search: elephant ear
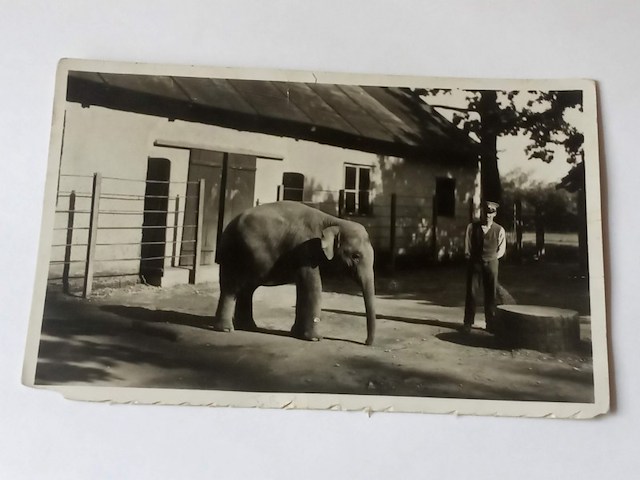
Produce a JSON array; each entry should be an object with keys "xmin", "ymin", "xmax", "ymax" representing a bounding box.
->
[{"xmin": 321, "ymin": 226, "xmax": 340, "ymax": 260}]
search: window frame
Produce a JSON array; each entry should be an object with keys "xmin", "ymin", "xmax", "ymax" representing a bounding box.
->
[
  {"xmin": 343, "ymin": 163, "xmax": 372, "ymax": 216},
  {"xmin": 281, "ymin": 172, "xmax": 305, "ymax": 201}
]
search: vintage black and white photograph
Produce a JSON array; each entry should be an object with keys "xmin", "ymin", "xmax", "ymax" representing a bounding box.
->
[{"xmin": 23, "ymin": 59, "xmax": 607, "ymax": 417}]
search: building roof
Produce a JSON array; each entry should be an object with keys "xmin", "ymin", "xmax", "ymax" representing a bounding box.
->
[{"xmin": 67, "ymin": 71, "xmax": 480, "ymax": 162}]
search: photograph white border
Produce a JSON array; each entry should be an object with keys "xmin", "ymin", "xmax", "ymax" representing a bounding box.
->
[{"xmin": 22, "ymin": 58, "xmax": 609, "ymax": 419}]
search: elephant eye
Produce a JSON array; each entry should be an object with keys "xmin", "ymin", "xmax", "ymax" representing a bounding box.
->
[{"xmin": 351, "ymin": 252, "xmax": 361, "ymax": 261}]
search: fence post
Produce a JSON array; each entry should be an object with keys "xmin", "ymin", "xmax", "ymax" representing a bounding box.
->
[
  {"xmin": 514, "ymin": 198, "xmax": 523, "ymax": 257},
  {"xmin": 431, "ymin": 193, "xmax": 438, "ymax": 262},
  {"xmin": 190, "ymin": 179, "xmax": 205, "ymax": 284},
  {"xmin": 535, "ymin": 206, "xmax": 545, "ymax": 260},
  {"xmin": 62, "ymin": 190, "xmax": 76, "ymax": 294},
  {"xmin": 171, "ymin": 194, "xmax": 180, "ymax": 267},
  {"xmin": 389, "ymin": 193, "xmax": 397, "ymax": 274},
  {"xmin": 511, "ymin": 201, "xmax": 517, "ymax": 256},
  {"xmin": 82, "ymin": 173, "xmax": 101, "ymax": 298},
  {"xmin": 578, "ymin": 188, "xmax": 588, "ymax": 275},
  {"xmin": 338, "ymin": 190, "xmax": 345, "ymax": 217}
]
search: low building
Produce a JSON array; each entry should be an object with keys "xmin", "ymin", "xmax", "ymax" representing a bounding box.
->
[{"xmin": 50, "ymin": 71, "xmax": 481, "ymax": 289}]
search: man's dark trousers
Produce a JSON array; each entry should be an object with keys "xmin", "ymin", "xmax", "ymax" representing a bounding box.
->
[{"xmin": 464, "ymin": 259, "xmax": 499, "ymax": 330}]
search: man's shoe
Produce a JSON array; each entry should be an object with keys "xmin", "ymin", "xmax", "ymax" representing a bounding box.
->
[{"xmin": 459, "ymin": 323, "xmax": 472, "ymax": 334}]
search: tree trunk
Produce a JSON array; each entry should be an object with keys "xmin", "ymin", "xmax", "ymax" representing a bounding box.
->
[
  {"xmin": 495, "ymin": 305, "xmax": 581, "ymax": 352},
  {"xmin": 477, "ymin": 90, "xmax": 502, "ymax": 206}
]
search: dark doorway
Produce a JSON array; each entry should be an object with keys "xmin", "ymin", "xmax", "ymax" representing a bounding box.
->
[
  {"xmin": 140, "ymin": 158, "xmax": 171, "ymax": 285},
  {"xmin": 435, "ymin": 177, "xmax": 456, "ymax": 218},
  {"xmin": 181, "ymin": 149, "xmax": 256, "ymax": 266}
]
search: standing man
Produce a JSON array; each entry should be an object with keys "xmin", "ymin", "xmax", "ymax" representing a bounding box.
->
[{"xmin": 461, "ymin": 201, "xmax": 506, "ymax": 334}]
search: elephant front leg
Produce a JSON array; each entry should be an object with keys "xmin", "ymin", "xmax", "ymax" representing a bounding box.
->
[
  {"xmin": 213, "ymin": 288, "xmax": 236, "ymax": 332},
  {"xmin": 291, "ymin": 266, "xmax": 322, "ymax": 342},
  {"xmin": 233, "ymin": 287, "xmax": 258, "ymax": 331}
]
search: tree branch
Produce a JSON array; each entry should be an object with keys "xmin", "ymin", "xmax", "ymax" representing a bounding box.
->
[{"xmin": 427, "ymin": 104, "xmax": 475, "ymax": 113}]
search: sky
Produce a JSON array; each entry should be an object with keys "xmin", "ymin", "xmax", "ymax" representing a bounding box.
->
[{"xmin": 497, "ymin": 134, "xmax": 574, "ymax": 185}]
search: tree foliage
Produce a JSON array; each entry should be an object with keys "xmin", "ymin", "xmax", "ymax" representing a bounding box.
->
[
  {"xmin": 501, "ymin": 169, "xmax": 578, "ymax": 232},
  {"xmin": 420, "ymin": 88, "xmax": 584, "ymax": 164},
  {"xmin": 418, "ymin": 88, "xmax": 585, "ymax": 202}
]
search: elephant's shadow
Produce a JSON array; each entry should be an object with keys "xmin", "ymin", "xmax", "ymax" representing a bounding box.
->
[
  {"xmin": 99, "ymin": 304, "xmax": 371, "ymax": 346},
  {"xmin": 101, "ymin": 305, "xmax": 210, "ymax": 332},
  {"xmin": 99, "ymin": 305, "xmax": 299, "ymax": 341}
]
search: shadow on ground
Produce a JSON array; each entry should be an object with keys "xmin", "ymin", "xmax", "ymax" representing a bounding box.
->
[
  {"xmin": 323, "ymin": 308, "xmax": 460, "ymax": 330},
  {"xmin": 323, "ymin": 261, "xmax": 591, "ymax": 315},
  {"xmin": 33, "ymin": 259, "xmax": 594, "ymax": 403},
  {"xmin": 436, "ymin": 330, "xmax": 511, "ymax": 350},
  {"xmin": 35, "ymin": 307, "xmax": 593, "ymax": 402}
]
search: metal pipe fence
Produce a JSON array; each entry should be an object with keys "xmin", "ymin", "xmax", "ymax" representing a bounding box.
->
[
  {"xmin": 53, "ymin": 173, "xmax": 480, "ymax": 295},
  {"xmin": 299, "ymin": 188, "xmax": 475, "ymax": 273},
  {"xmin": 52, "ymin": 173, "xmax": 206, "ymax": 297}
]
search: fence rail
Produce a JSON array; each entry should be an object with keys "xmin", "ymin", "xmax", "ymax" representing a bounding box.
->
[
  {"xmin": 298, "ymin": 189, "xmax": 475, "ymax": 273},
  {"xmin": 57, "ymin": 172, "xmax": 530, "ymax": 294},
  {"xmin": 53, "ymin": 172, "xmax": 206, "ymax": 297}
]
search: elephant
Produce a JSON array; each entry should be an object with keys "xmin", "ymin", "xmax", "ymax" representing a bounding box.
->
[{"xmin": 212, "ymin": 200, "xmax": 376, "ymax": 346}]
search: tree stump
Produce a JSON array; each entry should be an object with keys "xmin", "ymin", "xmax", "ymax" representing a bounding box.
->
[{"xmin": 495, "ymin": 305, "xmax": 580, "ymax": 353}]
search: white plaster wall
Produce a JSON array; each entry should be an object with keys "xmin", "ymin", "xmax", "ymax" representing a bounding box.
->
[
  {"xmin": 51, "ymin": 104, "xmax": 192, "ymax": 282},
  {"xmin": 355, "ymin": 155, "xmax": 478, "ymax": 259},
  {"xmin": 254, "ymin": 157, "xmax": 284, "ymax": 205},
  {"xmin": 155, "ymin": 120, "xmax": 378, "ymax": 209},
  {"xmin": 52, "ymin": 102, "xmax": 479, "ymax": 282}
]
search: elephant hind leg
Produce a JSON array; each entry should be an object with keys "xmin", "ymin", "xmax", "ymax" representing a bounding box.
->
[
  {"xmin": 213, "ymin": 289, "xmax": 235, "ymax": 332},
  {"xmin": 212, "ymin": 264, "xmax": 238, "ymax": 332},
  {"xmin": 233, "ymin": 286, "xmax": 258, "ymax": 331},
  {"xmin": 213, "ymin": 292, "xmax": 236, "ymax": 332}
]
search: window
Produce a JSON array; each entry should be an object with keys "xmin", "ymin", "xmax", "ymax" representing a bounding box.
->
[
  {"xmin": 435, "ymin": 177, "xmax": 456, "ymax": 217},
  {"xmin": 281, "ymin": 172, "xmax": 304, "ymax": 201},
  {"xmin": 343, "ymin": 164, "xmax": 371, "ymax": 215}
]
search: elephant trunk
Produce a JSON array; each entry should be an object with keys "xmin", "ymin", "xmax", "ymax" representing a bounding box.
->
[{"xmin": 361, "ymin": 275, "xmax": 376, "ymax": 346}]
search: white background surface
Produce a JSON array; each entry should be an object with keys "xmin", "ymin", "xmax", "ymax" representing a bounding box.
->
[{"xmin": 1, "ymin": 1, "xmax": 637, "ymax": 478}]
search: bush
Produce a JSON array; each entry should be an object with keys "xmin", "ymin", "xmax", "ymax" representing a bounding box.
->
[{"xmin": 501, "ymin": 169, "xmax": 578, "ymax": 233}]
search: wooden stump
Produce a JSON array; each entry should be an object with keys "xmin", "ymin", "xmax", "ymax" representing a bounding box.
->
[{"xmin": 495, "ymin": 305, "xmax": 580, "ymax": 353}]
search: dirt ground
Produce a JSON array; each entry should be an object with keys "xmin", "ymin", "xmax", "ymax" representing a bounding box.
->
[{"xmin": 34, "ymin": 261, "xmax": 594, "ymax": 403}]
